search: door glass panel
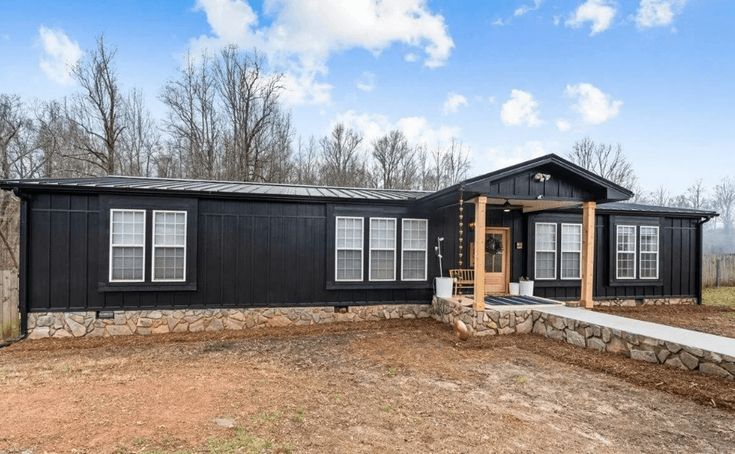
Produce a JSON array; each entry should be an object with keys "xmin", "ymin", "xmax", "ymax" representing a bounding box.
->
[{"xmin": 485, "ymin": 233, "xmax": 504, "ymax": 273}]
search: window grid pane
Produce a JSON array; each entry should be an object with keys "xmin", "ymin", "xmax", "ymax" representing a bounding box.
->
[
  {"xmin": 336, "ymin": 217, "xmax": 363, "ymax": 281},
  {"xmin": 370, "ymin": 218, "xmax": 396, "ymax": 281},
  {"xmin": 616, "ymin": 225, "xmax": 636, "ymax": 279},
  {"xmin": 640, "ymin": 226, "xmax": 659, "ymax": 279},
  {"xmin": 110, "ymin": 209, "xmax": 145, "ymax": 282},
  {"xmin": 402, "ymin": 219, "xmax": 427, "ymax": 280},
  {"xmin": 561, "ymin": 224, "xmax": 582, "ymax": 279},
  {"xmin": 535, "ymin": 223, "xmax": 557, "ymax": 279},
  {"xmin": 153, "ymin": 211, "xmax": 187, "ymax": 281}
]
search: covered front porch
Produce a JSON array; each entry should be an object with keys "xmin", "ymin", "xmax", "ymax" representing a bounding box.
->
[{"xmin": 423, "ymin": 154, "xmax": 634, "ymax": 311}]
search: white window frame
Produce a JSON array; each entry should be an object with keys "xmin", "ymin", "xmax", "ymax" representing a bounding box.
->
[
  {"xmin": 534, "ymin": 222, "xmax": 557, "ymax": 280},
  {"xmin": 616, "ymin": 225, "xmax": 637, "ymax": 280},
  {"xmin": 109, "ymin": 209, "xmax": 146, "ymax": 283},
  {"xmin": 151, "ymin": 210, "xmax": 188, "ymax": 283},
  {"xmin": 401, "ymin": 218, "xmax": 428, "ymax": 281},
  {"xmin": 335, "ymin": 216, "xmax": 364, "ymax": 282},
  {"xmin": 560, "ymin": 223, "xmax": 582, "ymax": 280},
  {"xmin": 369, "ymin": 217, "xmax": 397, "ymax": 282},
  {"xmin": 639, "ymin": 225, "xmax": 660, "ymax": 280}
]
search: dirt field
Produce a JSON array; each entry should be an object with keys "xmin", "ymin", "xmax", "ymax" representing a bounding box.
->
[
  {"xmin": 598, "ymin": 287, "xmax": 735, "ymax": 338},
  {"xmin": 2, "ymin": 319, "xmax": 735, "ymax": 453}
]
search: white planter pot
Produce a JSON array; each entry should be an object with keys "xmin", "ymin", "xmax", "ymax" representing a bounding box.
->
[
  {"xmin": 509, "ymin": 282, "xmax": 520, "ymax": 296},
  {"xmin": 519, "ymin": 280, "xmax": 535, "ymax": 296},
  {"xmin": 435, "ymin": 277, "xmax": 454, "ymax": 298}
]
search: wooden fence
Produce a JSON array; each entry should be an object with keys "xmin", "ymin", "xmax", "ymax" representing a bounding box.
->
[
  {"xmin": 703, "ymin": 255, "xmax": 735, "ymax": 288},
  {"xmin": 0, "ymin": 269, "xmax": 20, "ymax": 343}
]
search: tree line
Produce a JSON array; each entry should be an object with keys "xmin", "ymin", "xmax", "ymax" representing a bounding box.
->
[{"xmin": 0, "ymin": 37, "xmax": 469, "ymax": 191}]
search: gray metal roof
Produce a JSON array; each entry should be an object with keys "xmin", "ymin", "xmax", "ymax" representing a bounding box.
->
[
  {"xmin": 597, "ymin": 201, "xmax": 718, "ymax": 217},
  {"xmin": 0, "ymin": 176, "xmax": 430, "ymax": 202}
]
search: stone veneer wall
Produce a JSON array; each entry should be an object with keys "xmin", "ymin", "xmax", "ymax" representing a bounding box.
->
[
  {"xmin": 27, "ymin": 304, "xmax": 431, "ymax": 339},
  {"xmin": 432, "ymin": 297, "xmax": 734, "ymax": 381},
  {"xmin": 593, "ymin": 297, "xmax": 697, "ymax": 307}
]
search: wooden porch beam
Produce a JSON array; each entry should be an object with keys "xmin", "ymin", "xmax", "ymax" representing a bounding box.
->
[
  {"xmin": 473, "ymin": 196, "xmax": 487, "ymax": 311},
  {"xmin": 581, "ymin": 201, "xmax": 596, "ymax": 308}
]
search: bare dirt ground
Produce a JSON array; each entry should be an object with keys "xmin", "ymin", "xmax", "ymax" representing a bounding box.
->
[
  {"xmin": 598, "ymin": 288, "xmax": 735, "ymax": 338},
  {"xmin": 2, "ymin": 319, "xmax": 735, "ymax": 453}
]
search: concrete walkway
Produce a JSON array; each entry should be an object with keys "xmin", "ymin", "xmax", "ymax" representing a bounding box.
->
[{"xmin": 538, "ymin": 306, "xmax": 735, "ymax": 358}]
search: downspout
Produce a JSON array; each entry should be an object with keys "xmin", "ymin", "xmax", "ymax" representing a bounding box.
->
[{"xmin": 695, "ymin": 215, "xmax": 714, "ymax": 305}]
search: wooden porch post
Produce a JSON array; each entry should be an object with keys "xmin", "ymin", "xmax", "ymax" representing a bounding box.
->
[
  {"xmin": 473, "ymin": 196, "xmax": 487, "ymax": 311},
  {"xmin": 581, "ymin": 201, "xmax": 596, "ymax": 308}
]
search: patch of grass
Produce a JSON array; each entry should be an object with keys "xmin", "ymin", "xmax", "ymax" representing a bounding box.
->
[
  {"xmin": 253, "ymin": 410, "xmax": 282, "ymax": 424},
  {"xmin": 513, "ymin": 375, "xmax": 528, "ymax": 385},
  {"xmin": 207, "ymin": 428, "xmax": 275, "ymax": 454},
  {"xmin": 703, "ymin": 287, "xmax": 735, "ymax": 308},
  {"xmin": 386, "ymin": 366, "xmax": 398, "ymax": 377},
  {"xmin": 381, "ymin": 404, "xmax": 394, "ymax": 413},
  {"xmin": 291, "ymin": 408, "xmax": 306, "ymax": 424}
]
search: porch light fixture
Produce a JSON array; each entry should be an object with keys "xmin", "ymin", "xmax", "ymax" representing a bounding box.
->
[{"xmin": 503, "ymin": 200, "xmax": 512, "ymax": 213}]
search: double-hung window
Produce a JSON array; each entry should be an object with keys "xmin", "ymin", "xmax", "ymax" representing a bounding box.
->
[
  {"xmin": 401, "ymin": 219, "xmax": 428, "ymax": 281},
  {"xmin": 616, "ymin": 225, "xmax": 637, "ymax": 279},
  {"xmin": 152, "ymin": 211, "xmax": 187, "ymax": 282},
  {"xmin": 369, "ymin": 218, "xmax": 397, "ymax": 281},
  {"xmin": 109, "ymin": 209, "xmax": 146, "ymax": 282},
  {"xmin": 335, "ymin": 217, "xmax": 364, "ymax": 281},
  {"xmin": 639, "ymin": 226, "xmax": 659, "ymax": 279},
  {"xmin": 560, "ymin": 223, "xmax": 582, "ymax": 279},
  {"xmin": 535, "ymin": 223, "xmax": 557, "ymax": 280}
]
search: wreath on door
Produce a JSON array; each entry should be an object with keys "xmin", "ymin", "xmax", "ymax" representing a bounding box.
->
[{"xmin": 486, "ymin": 236, "xmax": 504, "ymax": 256}]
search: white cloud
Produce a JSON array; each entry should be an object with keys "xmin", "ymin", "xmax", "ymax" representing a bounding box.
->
[
  {"xmin": 556, "ymin": 119, "xmax": 572, "ymax": 132},
  {"xmin": 482, "ymin": 141, "xmax": 547, "ymax": 171},
  {"xmin": 635, "ymin": 0, "xmax": 687, "ymax": 28},
  {"xmin": 443, "ymin": 92, "xmax": 468, "ymax": 115},
  {"xmin": 191, "ymin": 0, "xmax": 454, "ymax": 105},
  {"xmin": 565, "ymin": 83, "xmax": 622, "ymax": 124},
  {"xmin": 500, "ymin": 89, "xmax": 542, "ymax": 127},
  {"xmin": 355, "ymin": 71, "xmax": 376, "ymax": 92},
  {"xmin": 38, "ymin": 26, "xmax": 82, "ymax": 85},
  {"xmin": 514, "ymin": 0, "xmax": 543, "ymax": 17},
  {"xmin": 404, "ymin": 52, "xmax": 418, "ymax": 62},
  {"xmin": 333, "ymin": 110, "xmax": 459, "ymax": 148},
  {"xmin": 565, "ymin": 0, "xmax": 616, "ymax": 35}
]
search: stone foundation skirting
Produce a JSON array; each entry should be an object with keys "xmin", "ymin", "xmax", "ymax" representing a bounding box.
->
[
  {"xmin": 593, "ymin": 297, "xmax": 696, "ymax": 307},
  {"xmin": 26, "ymin": 304, "xmax": 432, "ymax": 339},
  {"xmin": 431, "ymin": 297, "xmax": 534, "ymax": 336}
]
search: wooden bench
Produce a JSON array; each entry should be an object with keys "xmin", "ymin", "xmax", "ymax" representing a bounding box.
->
[{"xmin": 449, "ymin": 269, "xmax": 474, "ymax": 296}]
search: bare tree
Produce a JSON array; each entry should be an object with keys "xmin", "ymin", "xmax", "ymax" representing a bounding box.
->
[
  {"xmin": 319, "ymin": 124, "xmax": 368, "ymax": 187},
  {"xmin": 685, "ymin": 179, "xmax": 708, "ymax": 210},
  {"xmin": 567, "ymin": 137, "xmax": 638, "ymax": 191},
  {"xmin": 255, "ymin": 110, "xmax": 294, "ymax": 183},
  {"xmin": 292, "ymin": 136, "xmax": 321, "ymax": 185},
  {"xmin": 118, "ymin": 89, "xmax": 159, "ymax": 176},
  {"xmin": 649, "ymin": 186, "xmax": 671, "ymax": 207},
  {"xmin": 0, "ymin": 95, "xmax": 25, "ymax": 179},
  {"xmin": 161, "ymin": 52, "xmax": 221, "ymax": 179},
  {"xmin": 441, "ymin": 138, "xmax": 471, "ymax": 187},
  {"xmin": 372, "ymin": 130, "xmax": 417, "ymax": 189},
  {"xmin": 714, "ymin": 177, "xmax": 735, "ymax": 232},
  {"xmin": 215, "ymin": 47, "xmax": 285, "ymax": 181},
  {"xmin": 67, "ymin": 36, "xmax": 125, "ymax": 175}
]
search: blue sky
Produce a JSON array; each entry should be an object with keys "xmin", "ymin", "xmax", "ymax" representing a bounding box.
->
[{"xmin": 1, "ymin": 0, "xmax": 734, "ymax": 194}]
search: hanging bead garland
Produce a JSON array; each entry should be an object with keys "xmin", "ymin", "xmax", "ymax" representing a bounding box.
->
[{"xmin": 458, "ymin": 185, "xmax": 464, "ymax": 268}]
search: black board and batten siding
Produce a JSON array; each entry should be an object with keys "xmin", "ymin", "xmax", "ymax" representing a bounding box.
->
[{"xmin": 26, "ymin": 192, "xmax": 431, "ymax": 312}]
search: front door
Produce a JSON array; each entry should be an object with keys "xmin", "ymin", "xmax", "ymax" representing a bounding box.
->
[{"xmin": 481, "ymin": 228, "xmax": 510, "ymax": 294}]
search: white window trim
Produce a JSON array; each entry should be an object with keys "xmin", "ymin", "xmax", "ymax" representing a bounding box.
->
[
  {"xmin": 335, "ymin": 216, "xmax": 364, "ymax": 282},
  {"xmin": 369, "ymin": 217, "xmax": 397, "ymax": 282},
  {"xmin": 616, "ymin": 225, "xmax": 637, "ymax": 280},
  {"xmin": 109, "ymin": 209, "xmax": 146, "ymax": 283},
  {"xmin": 534, "ymin": 222, "xmax": 557, "ymax": 280},
  {"xmin": 639, "ymin": 225, "xmax": 660, "ymax": 280},
  {"xmin": 151, "ymin": 210, "xmax": 188, "ymax": 283},
  {"xmin": 401, "ymin": 218, "xmax": 428, "ymax": 281},
  {"xmin": 560, "ymin": 223, "xmax": 582, "ymax": 280}
]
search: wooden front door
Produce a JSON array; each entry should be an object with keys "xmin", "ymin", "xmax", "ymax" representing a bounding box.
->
[{"xmin": 471, "ymin": 228, "xmax": 510, "ymax": 295}]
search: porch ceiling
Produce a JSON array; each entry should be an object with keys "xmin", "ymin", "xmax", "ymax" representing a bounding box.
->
[{"xmin": 484, "ymin": 197, "xmax": 581, "ymax": 213}]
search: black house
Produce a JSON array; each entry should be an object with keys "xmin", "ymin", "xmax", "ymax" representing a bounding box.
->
[{"xmin": 0, "ymin": 154, "xmax": 717, "ymax": 338}]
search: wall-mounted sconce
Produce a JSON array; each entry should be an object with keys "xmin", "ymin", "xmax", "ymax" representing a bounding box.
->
[{"xmin": 503, "ymin": 200, "xmax": 512, "ymax": 213}]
